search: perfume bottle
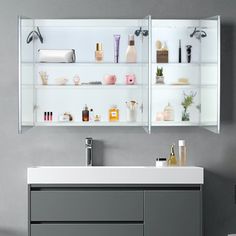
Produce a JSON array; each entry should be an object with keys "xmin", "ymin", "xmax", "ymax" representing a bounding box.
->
[
  {"xmin": 167, "ymin": 144, "xmax": 177, "ymax": 166},
  {"xmin": 109, "ymin": 105, "xmax": 119, "ymax": 122},
  {"xmin": 95, "ymin": 43, "xmax": 103, "ymax": 62},
  {"xmin": 82, "ymin": 104, "xmax": 89, "ymax": 122},
  {"xmin": 126, "ymin": 34, "xmax": 137, "ymax": 63}
]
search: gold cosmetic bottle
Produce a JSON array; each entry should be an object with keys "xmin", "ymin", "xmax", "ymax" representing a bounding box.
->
[
  {"xmin": 95, "ymin": 43, "xmax": 103, "ymax": 62},
  {"xmin": 167, "ymin": 144, "xmax": 177, "ymax": 166},
  {"xmin": 109, "ymin": 105, "xmax": 119, "ymax": 122}
]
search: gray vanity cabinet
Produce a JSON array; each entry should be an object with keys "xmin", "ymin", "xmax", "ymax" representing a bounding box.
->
[
  {"xmin": 29, "ymin": 185, "xmax": 202, "ymax": 236},
  {"xmin": 31, "ymin": 190, "xmax": 143, "ymax": 221},
  {"xmin": 31, "ymin": 224, "xmax": 143, "ymax": 236},
  {"xmin": 144, "ymin": 189, "xmax": 202, "ymax": 236}
]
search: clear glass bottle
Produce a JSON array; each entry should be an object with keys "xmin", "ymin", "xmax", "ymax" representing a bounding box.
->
[
  {"xmin": 163, "ymin": 102, "xmax": 174, "ymax": 121},
  {"xmin": 109, "ymin": 105, "xmax": 119, "ymax": 122},
  {"xmin": 178, "ymin": 140, "xmax": 187, "ymax": 166},
  {"xmin": 95, "ymin": 43, "xmax": 103, "ymax": 62}
]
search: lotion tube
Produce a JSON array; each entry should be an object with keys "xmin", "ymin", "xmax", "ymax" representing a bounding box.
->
[{"xmin": 114, "ymin": 34, "xmax": 120, "ymax": 63}]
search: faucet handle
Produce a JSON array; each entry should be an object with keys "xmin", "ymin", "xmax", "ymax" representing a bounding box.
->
[
  {"xmin": 85, "ymin": 137, "xmax": 93, "ymax": 166},
  {"xmin": 85, "ymin": 137, "xmax": 93, "ymax": 145}
]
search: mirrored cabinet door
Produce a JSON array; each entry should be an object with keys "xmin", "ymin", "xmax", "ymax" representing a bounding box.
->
[
  {"xmin": 200, "ymin": 16, "xmax": 221, "ymax": 133},
  {"xmin": 18, "ymin": 17, "xmax": 35, "ymax": 133},
  {"xmin": 141, "ymin": 15, "xmax": 152, "ymax": 134},
  {"xmin": 150, "ymin": 17, "xmax": 220, "ymax": 133}
]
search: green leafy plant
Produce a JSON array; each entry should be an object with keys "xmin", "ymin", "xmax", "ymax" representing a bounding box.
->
[
  {"xmin": 156, "ymin": 67, "xmax": 163, "ymax": 76},
  {"xmin": 181, "ymin": 91, "xmax": 197, "ymax": 121}
]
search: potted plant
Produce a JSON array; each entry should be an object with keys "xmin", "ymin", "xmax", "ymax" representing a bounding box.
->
[
  {"xmin": 181, "ymin": 91, "xmax": 197, "ymax": 121},
  {"xmin": 156, "ymin": 67, "xmax": 164, "ymax": 84}
]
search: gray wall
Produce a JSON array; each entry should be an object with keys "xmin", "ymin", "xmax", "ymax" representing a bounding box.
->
[{"xmin": 0, "ymin": 0, "xmax": 236, "ymax": 235}]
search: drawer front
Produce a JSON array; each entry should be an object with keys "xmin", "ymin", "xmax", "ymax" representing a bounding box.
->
[
  {"xmin": 31, "ymin": 224, "xmax": 143, "ymax": 236},
  {"xmin": 31, "ymin": 190, "xmax": 143, "ymax": 221},
  {"xmin": 144, "ymin": 190, "xmax": 201, "ymax": 236}
]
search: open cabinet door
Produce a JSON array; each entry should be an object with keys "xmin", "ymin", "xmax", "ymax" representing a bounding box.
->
[
  {"xmin": 18, "ymin": 17, "xmax": 35, "ymax": 133},
  {"xmin": 200, "ymin": 16, "xmax": 220, "ymax": 133},
  {"xmin": 141, "ymin": 15, "xmax": 152, "ymax": 134}
]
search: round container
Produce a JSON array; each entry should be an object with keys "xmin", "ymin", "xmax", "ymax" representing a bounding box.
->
[{"xmin": 163, "ymin": 103, "xmax": 174, "ymax": 121}]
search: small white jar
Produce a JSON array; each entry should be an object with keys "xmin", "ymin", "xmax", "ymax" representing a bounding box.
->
[{"xmin": 156, "ymin": 158, "xmax": 167, "ymax": 167}]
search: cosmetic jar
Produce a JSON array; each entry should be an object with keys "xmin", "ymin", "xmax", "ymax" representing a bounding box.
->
[{"xmin": 156, "ymin": 158, "xmax": 167, "ymax": 167}]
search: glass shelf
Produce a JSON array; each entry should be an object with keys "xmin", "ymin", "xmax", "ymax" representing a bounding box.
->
[
  {"xmin": 152, "ymin": 62, "xmax": 217, "ymax": 66},
  {"xmin": 34, "ymin": 121, "xmax": 143, "ymax": 127},
  {"xmin": 24, "ymin": 62, "xmax": 216, "ymax": 66},
  {"xmin": 23, "ymin": 62, "xmax": 147, "ymax": 66},
  {"xmin": 152, "ymin": 121, "xmax": 216, "ymax": 127},
  {"xmin": 152, "ymin": 84, "xmax": 217, "ymax": 89},
  {"xmin": 22, "ymin": 84, "xmax": 142, "ymax": 89},
  {"xmin": 152, "ymin": 121, "xmax": 200, "ymax": 126}
]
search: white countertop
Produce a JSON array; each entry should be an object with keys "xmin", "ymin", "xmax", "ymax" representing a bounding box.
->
[{"xmin": 27, "ymin": 166, "xmax": 204, "ymax": 184}]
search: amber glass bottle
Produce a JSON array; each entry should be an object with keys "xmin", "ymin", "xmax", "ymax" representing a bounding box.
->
[{"xmin": 82, "ymin": 104, "xmax": 89, "ymax": 122}]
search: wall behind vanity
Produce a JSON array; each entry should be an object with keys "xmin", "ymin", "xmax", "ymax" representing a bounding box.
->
[{"xmin": 0, "ymin": 0, "xmax": 236, "ymax": 236}]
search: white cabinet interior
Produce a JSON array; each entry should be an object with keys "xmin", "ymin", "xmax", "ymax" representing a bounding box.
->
[{"xmin": 19, "ymin": 16, "xmax": 220, "ymax": 134}]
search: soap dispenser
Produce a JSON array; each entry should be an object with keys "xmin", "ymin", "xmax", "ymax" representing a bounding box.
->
[{"xmin": 167, "ymin": 144, "xmax": 177, "ymax": 166}]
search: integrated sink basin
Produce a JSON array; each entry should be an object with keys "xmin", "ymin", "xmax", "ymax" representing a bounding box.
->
[{"xmin": 27, "ymin": 166, "xmax": 203, "ymax": 184}]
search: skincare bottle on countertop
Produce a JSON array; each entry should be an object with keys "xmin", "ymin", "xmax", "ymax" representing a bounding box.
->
[
  {"xmin": 178, "ymin": 40, "xmax": 182, "ymax": 63},
  {"xmin": 95, "ymin": 43, "xmax": 103, "ymax": 62},
  {"xmin": 178, "ymin": 140, "xmax": 187, "ymax": 166},
  {"xmin": 126, "ymin": 34, "xmax": 137, "ymax": 63},
  {"xmin": 82, "ymin": 104, "xmax": 89, "ymax": 122},
  {"xmin": 156, "ymin": 157, "xmax": 167, "ymax": 167},
  {"xmin": 167, "ymin": 144, "xmax": 177, "ymax": 166}
]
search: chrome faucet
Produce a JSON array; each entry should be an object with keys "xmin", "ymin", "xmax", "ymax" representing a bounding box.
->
[{"xmin": 85, "ymin": 137, "xmax": 93, "ymax": 166}]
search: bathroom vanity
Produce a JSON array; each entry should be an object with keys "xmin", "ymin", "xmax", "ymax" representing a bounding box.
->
[
  {"xmin": 19, "ymin": 16, "xmax": 220, "ymax": 134},
  {"xmin": 27, "ymin": 167, "xmax": 203, "ymax": 236}
]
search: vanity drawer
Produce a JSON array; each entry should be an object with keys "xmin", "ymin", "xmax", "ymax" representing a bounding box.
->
[
  {"xmin": 31, "ymin": 190, "xmax": 143, "ymax": 221},
  {"xmin": 31, "ymin": 224, "xmax": 143, "ymax": 236}
]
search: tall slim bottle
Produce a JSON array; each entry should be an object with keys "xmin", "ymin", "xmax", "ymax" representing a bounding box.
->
[
  {"xmin": 126, "ymin": 34, "xmax": 137, "ymax": 63},
  {"xmin": 178, "ymin": 40, "xmax": 182, "ymax": 63},
  {"xmin": 178, "ymin": 140, "xmax": 187, "ymax": 166}
]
